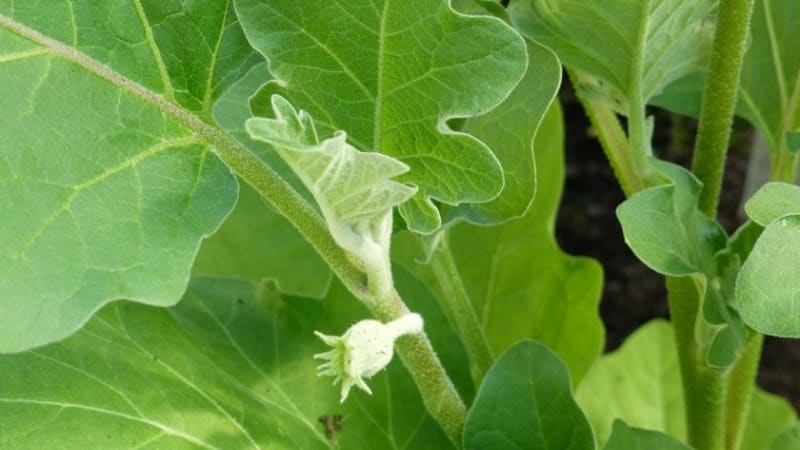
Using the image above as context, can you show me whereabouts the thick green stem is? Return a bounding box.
[723,333,762,450]
[0,14,467,445]
[430,234,494,386]
[667,277,728,450]
[370,288,467,446]
[691,0,755,217]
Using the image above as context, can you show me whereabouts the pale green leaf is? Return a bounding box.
[744,182,800,226]
[0,275,462,449]
[508,0,716,115]
[576,320,797,448]
[192,183,332,298]
[768,424,800,450]
[443,41,561,224]
[0,1,261,352]
[246,95,416,288]
[604,421,691,450]
[463,341,595,450]
[394,103,604,384]
[736,214,800,337]
[234,0,528,233]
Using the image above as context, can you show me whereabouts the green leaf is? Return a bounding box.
[463,341,595,450]
[604,420,691,450]
[744,182,800,226]
[234,0,528,233]
[576,321,685,446]
[443,41,561,224]
[394,103,604,384]
[246,95,416,289]
[616,160,749,367]
[576,320,798,448]
[736,214,800,337]
[768,424,800,450]
[617,160,726,276]
[0,2,260,352]
[0,276,462,449]
[653,0,800,158]
[193,182,332,298]
[508,0,716,115]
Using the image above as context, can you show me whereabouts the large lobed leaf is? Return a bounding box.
[0,1,262,352]
[0,275,466,449]
[394,101,604,385]
[233,0,528,233]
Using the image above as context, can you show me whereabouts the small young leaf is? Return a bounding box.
[744,182,800,226]
[464,341,595,450]
[604,420,691,450]
[616,160,750,367]
[246,96,416,291]
[508,0,715,115]
[736,214,800,337]
[234,0,528,233]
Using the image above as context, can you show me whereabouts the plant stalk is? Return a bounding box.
[723,333,762,450]
[567,71,644,197]
[430,234,494,386]
[691,0,756,217]
[667,277,728,450]
[369,288,467,446]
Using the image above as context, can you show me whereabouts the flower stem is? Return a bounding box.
[369,288,467,446]
[430,233,495,386]
[691,0,755,218]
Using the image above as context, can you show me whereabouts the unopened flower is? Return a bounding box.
[314,313,424,402]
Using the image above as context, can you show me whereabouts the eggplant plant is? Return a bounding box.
[0,0,798,449]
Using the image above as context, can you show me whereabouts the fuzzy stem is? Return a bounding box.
[691,0,755,217]
[430,233,495,386]
[723,333,762,450]
[567,70,644,197]
[369,289,467,446]
[667,277,728,450]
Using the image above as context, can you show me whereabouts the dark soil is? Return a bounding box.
[554,82,800,412]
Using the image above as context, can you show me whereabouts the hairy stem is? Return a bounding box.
[667,277,728,450]
[0,13,467,444]
[430,233,494,386]
[370,288,467,446]
[567,70,644,196]
[723,333,762,450]
[691,0,755,217]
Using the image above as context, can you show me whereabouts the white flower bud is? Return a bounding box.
[314,313,424,402]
